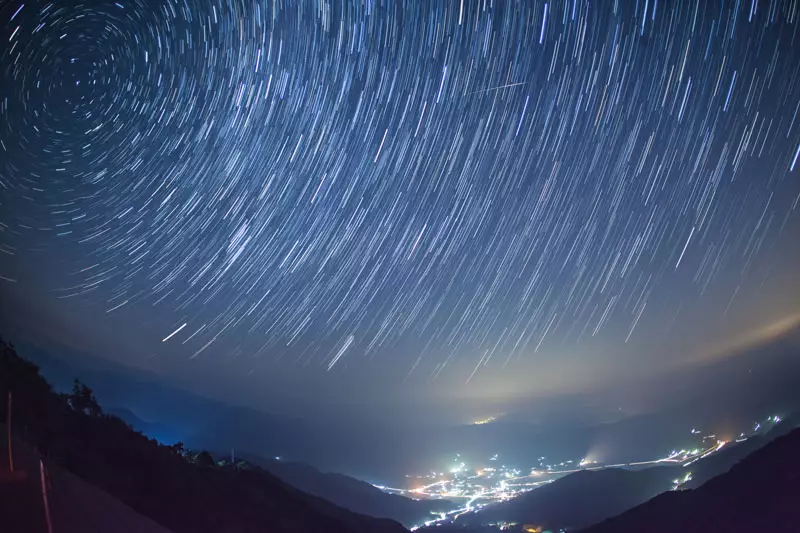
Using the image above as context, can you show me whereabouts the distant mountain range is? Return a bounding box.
[12,339,420,480]
[106,403,451,528]
[10,340,451,527]
[12,322,800,479]
[243,454,452,528]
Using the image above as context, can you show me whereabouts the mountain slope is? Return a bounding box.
[107,403,451,527]
[582,427,800,533]
[245,454,452,528]
[679,416,795,489]
[460,465,680,530]
[1,423,176,533]
[0,339,407,533]
[17,338,451,528]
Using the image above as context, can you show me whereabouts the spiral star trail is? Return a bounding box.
[1,0,799,397]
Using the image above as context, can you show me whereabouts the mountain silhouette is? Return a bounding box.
[1,422,176,533]
[0,338,407,533]
[582,426,800,533]
[15,339,452,527]
[241,453,452,528]
[453,417,797,531]
[679,415,795,489]
[458,465,680,531]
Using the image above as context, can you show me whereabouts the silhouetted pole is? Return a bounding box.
[7,391,12,474]
[40,460,54,533]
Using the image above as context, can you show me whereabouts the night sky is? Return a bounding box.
[1,0,800,423]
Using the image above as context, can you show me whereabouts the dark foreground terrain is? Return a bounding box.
[0,339,407,533]
[1,422,176,533]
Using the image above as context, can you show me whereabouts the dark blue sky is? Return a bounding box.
[1,0,799,425]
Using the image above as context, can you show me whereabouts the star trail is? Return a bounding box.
[1,0,799,394]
